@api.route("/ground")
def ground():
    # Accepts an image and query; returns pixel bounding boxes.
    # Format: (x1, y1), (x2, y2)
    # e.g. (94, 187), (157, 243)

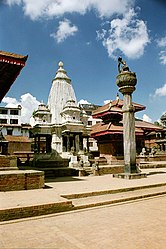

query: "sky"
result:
(0, 0), (166, 124)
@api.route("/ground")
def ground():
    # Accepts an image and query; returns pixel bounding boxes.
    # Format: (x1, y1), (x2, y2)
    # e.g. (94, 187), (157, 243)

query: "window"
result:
(88, 121), (92, 126)
(7, 129), (13, 135)
(0, 109), (8, 114)
(10, 109), (19, 115)
(10, 119), (18, 124)
(0, 119), (7, 124)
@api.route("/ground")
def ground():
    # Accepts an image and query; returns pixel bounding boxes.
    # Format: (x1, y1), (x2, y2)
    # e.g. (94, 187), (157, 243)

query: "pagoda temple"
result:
(91, 96), (163, 164)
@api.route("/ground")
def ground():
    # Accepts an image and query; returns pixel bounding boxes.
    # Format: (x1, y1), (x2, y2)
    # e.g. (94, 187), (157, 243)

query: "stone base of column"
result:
(113, 172), (147, 179)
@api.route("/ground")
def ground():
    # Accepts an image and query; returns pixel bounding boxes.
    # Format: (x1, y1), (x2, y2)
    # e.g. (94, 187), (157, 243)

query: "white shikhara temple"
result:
(32, 61), (90, 158)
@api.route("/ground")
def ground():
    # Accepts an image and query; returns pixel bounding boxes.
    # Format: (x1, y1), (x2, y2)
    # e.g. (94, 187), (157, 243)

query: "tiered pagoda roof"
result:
(0, 51), (28, 101)
(92, 98), (145, 119)
(91, 98), (163, 138)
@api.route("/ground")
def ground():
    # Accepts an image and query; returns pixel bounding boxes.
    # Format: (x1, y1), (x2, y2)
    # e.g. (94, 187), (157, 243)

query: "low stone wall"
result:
(99, 165), (124, 175)
(0, 155), (17, 170)
(0, 201), (73, 221)
(0, 170), (44, 191)
(92, 165), (124, 176)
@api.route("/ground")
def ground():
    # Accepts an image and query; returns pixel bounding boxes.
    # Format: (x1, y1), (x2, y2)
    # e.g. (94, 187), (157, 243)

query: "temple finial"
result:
(58, 61), (64, 68)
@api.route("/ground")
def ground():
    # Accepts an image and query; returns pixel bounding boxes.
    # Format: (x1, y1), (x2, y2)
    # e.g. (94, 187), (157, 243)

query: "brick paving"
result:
(0, 167), (166, 248)
(1, 168), (166, 220)
(0, 195), (166, 249)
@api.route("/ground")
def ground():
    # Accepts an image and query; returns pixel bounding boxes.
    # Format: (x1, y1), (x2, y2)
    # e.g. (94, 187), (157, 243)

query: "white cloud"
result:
(78, 99), (91, 104)
(143, 114), (152, 123)
(103, 100), (111, 105)
(97, 8), (150, 59)
(5, 0), (133, 20)
(50, 19), (78, 43)
(156, 36), (166, 65)
(157, 36), (166, 47)
(2, 93), (40, 123)
(159, 51), (166, 65)
(154, 83), (166, 97)
(2, 96), (19, 107)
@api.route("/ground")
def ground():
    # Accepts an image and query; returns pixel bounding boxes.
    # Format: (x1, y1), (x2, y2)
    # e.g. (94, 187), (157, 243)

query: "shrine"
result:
(31, 61), (90, 173)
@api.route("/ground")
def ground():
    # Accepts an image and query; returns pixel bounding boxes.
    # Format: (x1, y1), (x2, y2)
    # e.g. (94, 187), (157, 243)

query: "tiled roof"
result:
(4, 135), (31, 143)
(91, 119), (162, 137)
(0, 50), (28, 101)
(93, 99), (145, 117)
(135, 119), (163, 131)
(91, 121), (144, 137)
(0, 51), (28, 61)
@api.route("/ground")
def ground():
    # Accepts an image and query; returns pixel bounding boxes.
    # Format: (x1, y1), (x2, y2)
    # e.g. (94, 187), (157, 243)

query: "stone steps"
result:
(1, 180), (166, 222)
(62, 184), (166, 209)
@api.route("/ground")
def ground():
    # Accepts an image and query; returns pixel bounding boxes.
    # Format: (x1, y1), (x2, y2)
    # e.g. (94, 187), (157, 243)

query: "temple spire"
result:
(53, 61), (71, 84)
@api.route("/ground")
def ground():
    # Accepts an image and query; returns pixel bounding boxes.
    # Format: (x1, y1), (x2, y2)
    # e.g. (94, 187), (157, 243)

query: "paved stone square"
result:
(1, 195), (166, 249)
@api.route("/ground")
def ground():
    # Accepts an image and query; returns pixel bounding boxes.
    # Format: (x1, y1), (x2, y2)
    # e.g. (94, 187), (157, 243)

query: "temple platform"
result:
(0, 170), (44, 191)
(1, 167), (166, 221)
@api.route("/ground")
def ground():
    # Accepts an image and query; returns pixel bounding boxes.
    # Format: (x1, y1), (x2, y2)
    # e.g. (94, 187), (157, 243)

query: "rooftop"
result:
(0, 50), (28, 102)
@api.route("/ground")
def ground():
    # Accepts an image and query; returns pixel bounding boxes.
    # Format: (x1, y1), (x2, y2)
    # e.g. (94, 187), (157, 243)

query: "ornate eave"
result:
(0, 51), (28, 101)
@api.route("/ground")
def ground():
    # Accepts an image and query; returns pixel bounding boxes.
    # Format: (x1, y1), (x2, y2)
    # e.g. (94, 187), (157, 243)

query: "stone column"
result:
(67, 134), (70, 152)
(46, 135), (52, 153)
(122, 93), (136, 173)
(114, 57), (146, 179)
(87, 137), (89, 152)
(79, 135), (83, 150)
(37, 136), (40, 154)
(75, 134), (80, 152)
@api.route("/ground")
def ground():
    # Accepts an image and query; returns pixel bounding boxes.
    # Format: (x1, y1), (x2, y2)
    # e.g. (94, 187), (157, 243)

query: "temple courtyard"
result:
(1, 167), (166, 249)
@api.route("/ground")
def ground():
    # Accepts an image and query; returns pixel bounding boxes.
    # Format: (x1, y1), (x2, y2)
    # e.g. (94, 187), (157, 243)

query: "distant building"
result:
(0, 106), (31, 154)
(79, 103), (101, 153)
(148, 113), (166, 151)
(0, 106), (22, 136)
